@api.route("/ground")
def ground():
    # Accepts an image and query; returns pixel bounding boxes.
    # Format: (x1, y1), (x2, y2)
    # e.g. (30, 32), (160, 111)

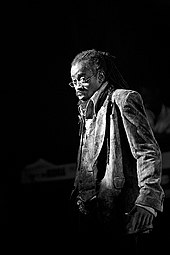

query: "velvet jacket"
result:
(72, 85), (164, 216)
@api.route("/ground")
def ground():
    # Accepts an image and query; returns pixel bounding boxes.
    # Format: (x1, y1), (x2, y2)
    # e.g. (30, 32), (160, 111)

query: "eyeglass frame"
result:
(68, 74), (95, 88)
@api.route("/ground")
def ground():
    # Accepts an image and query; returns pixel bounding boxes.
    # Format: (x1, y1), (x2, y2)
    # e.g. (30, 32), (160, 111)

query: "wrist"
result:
(136, 204), (157, 217)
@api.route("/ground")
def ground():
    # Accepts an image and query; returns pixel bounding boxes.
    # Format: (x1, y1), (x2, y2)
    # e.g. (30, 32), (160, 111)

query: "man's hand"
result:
(126, 206), (154, 234)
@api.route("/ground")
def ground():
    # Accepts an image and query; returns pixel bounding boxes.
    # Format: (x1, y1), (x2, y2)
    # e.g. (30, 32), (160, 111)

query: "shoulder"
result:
(111, 89), (142, 107)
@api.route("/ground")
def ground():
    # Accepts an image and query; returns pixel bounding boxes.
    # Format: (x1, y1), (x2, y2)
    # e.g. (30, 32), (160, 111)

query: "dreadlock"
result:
(71, 49), (129, 89)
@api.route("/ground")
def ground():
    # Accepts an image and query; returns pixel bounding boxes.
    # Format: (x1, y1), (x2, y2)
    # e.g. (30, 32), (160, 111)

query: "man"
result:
(69, 49), (164, 253)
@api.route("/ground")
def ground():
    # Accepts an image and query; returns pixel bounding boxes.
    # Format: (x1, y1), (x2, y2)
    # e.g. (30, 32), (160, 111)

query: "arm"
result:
(119, 90), (164, 212)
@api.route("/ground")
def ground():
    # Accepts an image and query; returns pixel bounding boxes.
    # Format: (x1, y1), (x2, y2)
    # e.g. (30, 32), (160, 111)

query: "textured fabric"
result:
(71, 87), (164, 223)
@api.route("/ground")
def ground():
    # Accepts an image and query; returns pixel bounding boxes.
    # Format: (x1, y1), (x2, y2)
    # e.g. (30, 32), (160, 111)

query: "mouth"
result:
(76, 90), (86, 96)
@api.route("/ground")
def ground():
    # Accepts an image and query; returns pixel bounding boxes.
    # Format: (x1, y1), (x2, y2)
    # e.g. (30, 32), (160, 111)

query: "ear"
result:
(98, 71), (105, 84)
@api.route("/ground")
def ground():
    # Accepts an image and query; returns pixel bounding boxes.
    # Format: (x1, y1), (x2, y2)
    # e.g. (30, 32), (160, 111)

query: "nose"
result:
(76, 81), (84, 89)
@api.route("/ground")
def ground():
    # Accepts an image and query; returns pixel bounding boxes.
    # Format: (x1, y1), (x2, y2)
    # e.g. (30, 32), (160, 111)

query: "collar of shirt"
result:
(78, 81), (109, 119)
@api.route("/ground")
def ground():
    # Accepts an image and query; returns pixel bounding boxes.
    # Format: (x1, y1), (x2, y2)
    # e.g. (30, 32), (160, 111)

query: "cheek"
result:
(87, 85), (95, 96)
(89, 82), (98, 94)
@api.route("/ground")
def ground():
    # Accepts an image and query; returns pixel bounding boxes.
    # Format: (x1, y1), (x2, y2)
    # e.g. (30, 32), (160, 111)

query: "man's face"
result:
(70, 62), (101, 101)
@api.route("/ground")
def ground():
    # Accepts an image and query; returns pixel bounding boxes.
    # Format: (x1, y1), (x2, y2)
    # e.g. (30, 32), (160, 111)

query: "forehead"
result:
(71, 62), (91, 77)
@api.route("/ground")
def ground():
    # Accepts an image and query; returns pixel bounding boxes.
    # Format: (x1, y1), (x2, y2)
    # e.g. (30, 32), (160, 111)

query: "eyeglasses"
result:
(69, 74), (94, 88)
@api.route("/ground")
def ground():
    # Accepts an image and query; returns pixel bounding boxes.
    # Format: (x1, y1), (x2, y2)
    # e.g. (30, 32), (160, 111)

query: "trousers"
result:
(69, 196), (154, 255)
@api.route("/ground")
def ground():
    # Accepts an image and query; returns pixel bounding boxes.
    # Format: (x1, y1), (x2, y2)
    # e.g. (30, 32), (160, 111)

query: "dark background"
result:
(24, 0), (170, 165)
(1, 0), (170, 250)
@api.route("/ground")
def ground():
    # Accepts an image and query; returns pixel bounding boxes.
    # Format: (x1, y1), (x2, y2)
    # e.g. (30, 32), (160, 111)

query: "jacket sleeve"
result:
(118, 90), (164, 212)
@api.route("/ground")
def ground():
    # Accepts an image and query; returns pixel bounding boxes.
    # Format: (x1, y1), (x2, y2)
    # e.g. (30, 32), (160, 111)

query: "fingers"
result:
(127, 211), (143, 233)
(126, 207), (154, 234)
(143, 212), (153, 228)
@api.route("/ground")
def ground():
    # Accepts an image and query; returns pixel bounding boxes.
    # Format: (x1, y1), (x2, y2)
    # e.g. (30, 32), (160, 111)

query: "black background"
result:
(25, 0), (170, 166)
(3, 0), (170, 167)
(1, 0), (170, 251)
